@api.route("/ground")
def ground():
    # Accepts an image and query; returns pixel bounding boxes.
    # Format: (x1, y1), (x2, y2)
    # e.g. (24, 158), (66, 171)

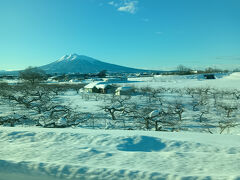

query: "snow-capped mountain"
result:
(40, 54), (151, 74)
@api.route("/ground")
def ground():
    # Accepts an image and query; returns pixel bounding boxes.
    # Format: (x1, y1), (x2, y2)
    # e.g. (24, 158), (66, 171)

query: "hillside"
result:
(40, 54), (152, 74)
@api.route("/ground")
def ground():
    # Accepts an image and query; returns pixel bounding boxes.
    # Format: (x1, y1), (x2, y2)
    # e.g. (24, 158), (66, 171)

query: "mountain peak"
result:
(58, 53), (79, 61)
(57, 54), (97, 63)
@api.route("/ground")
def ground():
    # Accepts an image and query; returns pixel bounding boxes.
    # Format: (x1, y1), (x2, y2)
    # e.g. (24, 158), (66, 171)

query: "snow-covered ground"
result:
(127, 73), (240, 89)
(1, 127), (240, 180)
(1, 72), (240, 179)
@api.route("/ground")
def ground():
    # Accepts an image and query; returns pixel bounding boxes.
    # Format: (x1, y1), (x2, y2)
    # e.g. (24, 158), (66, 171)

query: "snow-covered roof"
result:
(84, 82), (102, 89)
(95, 84), (110, 89)
(84, 82), (111, 89)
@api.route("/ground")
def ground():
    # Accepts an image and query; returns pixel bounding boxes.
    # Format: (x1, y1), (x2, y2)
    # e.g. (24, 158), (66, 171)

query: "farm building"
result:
(84, 82), (117, 94)
(115, 86), (134, 96)
(95, 84), (117, 94)
(84, 82), (101, 93)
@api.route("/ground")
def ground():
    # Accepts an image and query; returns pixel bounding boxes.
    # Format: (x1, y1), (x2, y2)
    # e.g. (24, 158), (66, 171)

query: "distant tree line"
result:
(162, 65), (232, 76)
(17, 67), (108, 83)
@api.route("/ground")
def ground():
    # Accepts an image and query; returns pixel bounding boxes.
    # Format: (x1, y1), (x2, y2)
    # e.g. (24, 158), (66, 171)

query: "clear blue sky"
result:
(0, 0), (240, 70)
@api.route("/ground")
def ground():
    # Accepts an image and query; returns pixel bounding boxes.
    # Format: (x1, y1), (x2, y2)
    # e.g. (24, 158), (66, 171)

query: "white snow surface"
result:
(1, 127), (240, 180)
(128, 73), (240, 89)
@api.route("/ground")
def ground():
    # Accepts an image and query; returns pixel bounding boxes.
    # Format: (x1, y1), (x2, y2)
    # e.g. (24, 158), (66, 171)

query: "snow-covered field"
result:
(127, 72), (240, 89)
(1, 72), (240, 179)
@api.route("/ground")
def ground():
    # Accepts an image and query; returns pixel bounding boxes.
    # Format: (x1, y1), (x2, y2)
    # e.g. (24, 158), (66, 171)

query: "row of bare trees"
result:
(100, 86), (240, 133)
(0, 81), (86, 127)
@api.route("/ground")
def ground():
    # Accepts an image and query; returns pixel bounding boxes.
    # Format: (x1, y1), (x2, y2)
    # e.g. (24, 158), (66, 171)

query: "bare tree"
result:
(19, 67), (47, 85)
(102, 95), (131, 120)
(176, 65), (192, 74)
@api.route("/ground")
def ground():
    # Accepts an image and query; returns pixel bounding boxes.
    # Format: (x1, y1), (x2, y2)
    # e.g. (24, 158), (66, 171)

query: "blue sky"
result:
(0, 0), (240, 70)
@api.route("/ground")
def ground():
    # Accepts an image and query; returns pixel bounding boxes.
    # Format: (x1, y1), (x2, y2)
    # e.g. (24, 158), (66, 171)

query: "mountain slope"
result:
(40, 54), (150, 74)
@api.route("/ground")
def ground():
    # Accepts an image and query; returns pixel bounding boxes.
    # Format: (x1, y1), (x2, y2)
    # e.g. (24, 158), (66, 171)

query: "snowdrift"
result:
(223, 72), (240, 80)
(0, 127), (240, 180)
